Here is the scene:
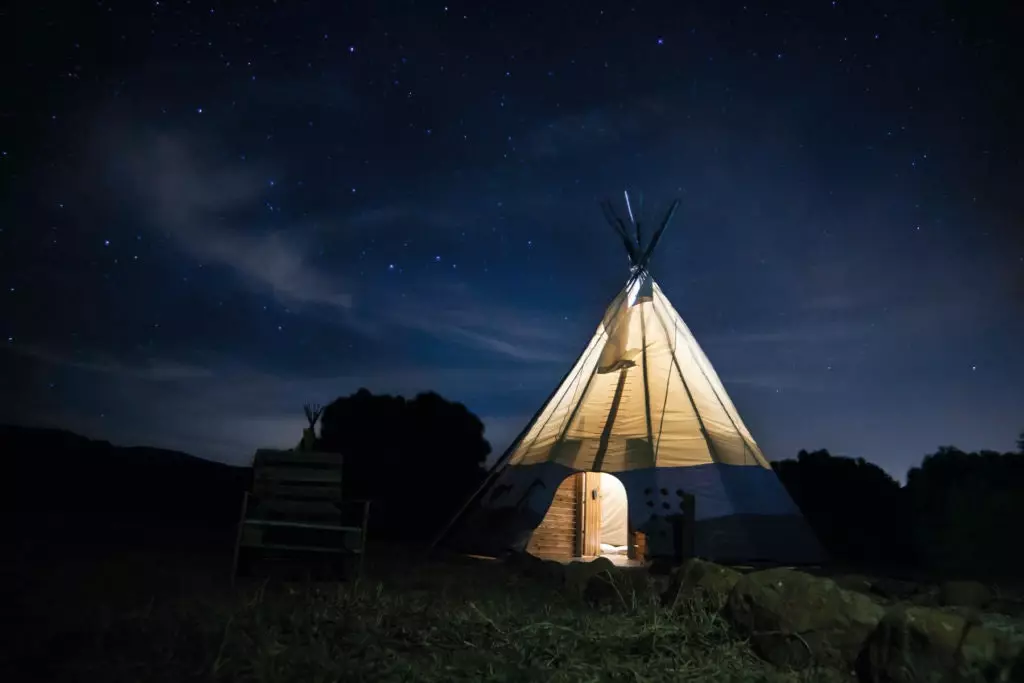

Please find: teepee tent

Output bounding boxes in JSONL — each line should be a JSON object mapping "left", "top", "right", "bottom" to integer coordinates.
{"left": 436, "top": 194, "right": 824, "bottom": 565}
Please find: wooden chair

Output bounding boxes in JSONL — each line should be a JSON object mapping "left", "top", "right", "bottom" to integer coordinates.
{"left": 231, "top": 448, "right": 370, "bottom": 585}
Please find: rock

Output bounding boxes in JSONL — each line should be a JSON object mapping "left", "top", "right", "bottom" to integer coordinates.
{"left": 940, "top": 581, "right": 993, "bottom": 610}
{"left": 663, "top": 559, "right": 742, "bottom": 610}
{"left": 647, "top": 558, "right": 678, "bottom": 576}
{"left": 503, "top": 552, "right": 564, "bottom": 583}
{"left": 834, "top": 574, "right": 877, "bottom": 597}
{"left": 857, "top": 606, "right": 1024, "bottom": 683}
{"left": 563, "top": 557, "right": 616, "bottom": 596}
{"left": 871, "top": 578, "right": 925, "bottom": 602}
{"left": 725, "top": 567, "right": 885, "bottom": 670}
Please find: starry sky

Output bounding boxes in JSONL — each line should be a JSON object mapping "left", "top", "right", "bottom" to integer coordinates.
{"left": 3, "top": 1, "right": 1022, "bottom": 480}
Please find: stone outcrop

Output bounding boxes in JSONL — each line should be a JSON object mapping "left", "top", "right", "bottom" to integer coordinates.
{"left": 725, "top": 567, "right": 885, "bottom": 670}
{"left": 939, "top": 580, "right": 994, "bottom": 610}
{"left": 857, "top": 606, "right": 1024, "bottom": 682}
{"left": 507, "top": 554, "right": 1024, "bottom": 681}
{"left": 663, "top": 558, "right": 742, "bottom": 610}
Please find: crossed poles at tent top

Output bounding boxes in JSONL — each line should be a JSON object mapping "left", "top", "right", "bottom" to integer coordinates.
{"left": 600, "top": 191, "right": 680, "bottom": 292}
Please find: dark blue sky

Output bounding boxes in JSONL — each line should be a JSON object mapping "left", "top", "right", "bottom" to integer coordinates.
{"left": 3, "top": 1, "right": 1021, "bottom": 479}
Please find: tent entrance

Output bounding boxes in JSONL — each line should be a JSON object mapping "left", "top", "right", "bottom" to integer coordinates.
{"left": 526, "top": 472, "right": 637, "bottom": 563}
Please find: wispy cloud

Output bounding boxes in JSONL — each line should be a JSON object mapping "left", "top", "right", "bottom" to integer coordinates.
{"left": 90, "top": 125, "right": 593, "bottom": 362}
{"left": 384, "top": 281, "right": 580, "bottom": 363}
{"left": 7, "top": 343, "right": 217, "bottom": 382}
{"left": 3, "top": 343, "right": 560, "bottom": 464}
{"left": 98, "top": 127, "right": 355, "bottom": 310}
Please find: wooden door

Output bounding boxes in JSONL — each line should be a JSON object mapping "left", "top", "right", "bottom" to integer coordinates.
{"left": 580, "top": 472, "right": 602, "bottom": 556}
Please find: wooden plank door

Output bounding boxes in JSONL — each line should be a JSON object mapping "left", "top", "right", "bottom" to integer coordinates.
{"left": 580, "top": 472, "right": 602, "bottom": 556}
{"left": 526, "top": 474, "right": 582, "bottom": 560}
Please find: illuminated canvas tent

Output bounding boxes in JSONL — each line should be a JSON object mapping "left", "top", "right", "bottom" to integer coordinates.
{"left": 435, "top": 194, "right": 824, "bottom": 565}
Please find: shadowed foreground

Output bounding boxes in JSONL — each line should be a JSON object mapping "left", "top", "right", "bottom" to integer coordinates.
{"left": 7, "top": 543, "right": 861, "bottom": 683}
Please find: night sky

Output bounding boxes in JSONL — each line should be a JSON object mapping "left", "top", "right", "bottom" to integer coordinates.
{"left": 3, "top": 1, "right": 1022, "bottom": 479}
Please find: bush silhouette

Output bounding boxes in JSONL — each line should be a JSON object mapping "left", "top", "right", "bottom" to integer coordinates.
{"left": 773, "top": 438, "right": 1024, "bottom": 578}
{"left": 772, "top": 449, "right": 912, "bottom": 568}
{"left": 317, "top": 388, "right": 490, "bottom": 542}
{"left": 904, "top": 445, "right": 1024, "bottom": 576}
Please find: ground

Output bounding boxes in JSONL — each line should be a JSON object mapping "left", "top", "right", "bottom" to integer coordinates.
{"left": 6, "top": 540, "right": 860, "bottom": 683}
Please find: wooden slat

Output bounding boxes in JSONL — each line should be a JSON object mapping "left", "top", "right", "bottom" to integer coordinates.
{"left": 582, "top": 472, "right": 602, "bottom": 556}
{"left": 529, "top": 539, "right": 575, "bottom": 549}
{"left": 254, "top": 466, "right": 342, "bottom": 484}
{"left": 634, "top": 531, "right": 648, "bottom": 562}
{"left": 254, "top": 449, "right": 344, "bottom": 467}
{"left": 530, "top": 538, "right": 575, "bottom": 547}
{"left": 252, "top": 483, "right": 343, "bottom": 500}
{"left": 243, "top": 519, "right": 363, "bottom": 532}
{"left": 530, "top": 543, "right": 575, "bottom": 552}
{"left": 536, "top": 508, "right": 577, "bottom": 518}
{"left": 250, "top": 498, "right": 340, "bottom": 516}
{"left": 242, "top": 542, "right": 362, "bottom": 554}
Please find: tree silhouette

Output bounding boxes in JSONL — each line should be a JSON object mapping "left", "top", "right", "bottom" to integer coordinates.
{"left": 772, "top": 449, "right": 912, "bottom": 568}
{"left": 1017, "top": 430, "right": 1024, "bottom": 453}
{"left": 317, "top": 388, "right": 490, "bottom": 541}
{"left": 904, "top": 445, "right": 1024, "bottom": 576}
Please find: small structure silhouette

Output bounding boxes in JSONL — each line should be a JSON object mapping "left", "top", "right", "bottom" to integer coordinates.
{"left": 298, "top": 403, "right": 323, "bottom": 451}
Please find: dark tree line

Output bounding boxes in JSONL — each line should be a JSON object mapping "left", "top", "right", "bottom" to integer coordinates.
{"left": 312, "top": 388, "right": 1023, "bottom": 576}
{"left": 773, "top": 433, "right": 1024, "bottom": 577}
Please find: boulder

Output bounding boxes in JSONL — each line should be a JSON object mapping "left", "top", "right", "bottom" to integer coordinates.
{"left": 857, "top": 606, "right": 1024, "bottom": 682}
{"left": 563, "top": 557, "right": 616, "bottom": 597}
{"left": 940, "top": 581, "right": 993, "bottom": 610}
{"left": 503, "top": 551, "right": 564, "bottom": 584}
{"left": 663, "top": 559, "right": 743, "bottom": 610}
{"left": 725, "top": 567, "right": 885, "bottom": 670}
{"left": 871, "top": 578, "right": 927, "bottom": 602}
{"left": 833, "top": 574, "right": 877, "bottom": 597}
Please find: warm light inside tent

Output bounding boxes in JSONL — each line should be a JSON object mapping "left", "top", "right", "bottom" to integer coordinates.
{"left": 598, "top": 472, "right": 628, "bottom": 552}
{"left": 524, "top": 471, "right": 632, "bottom": 561}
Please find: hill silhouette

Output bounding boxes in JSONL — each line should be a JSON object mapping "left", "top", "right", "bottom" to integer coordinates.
{"left": 3, "top": 425, "right": 249, "bottom": 549}
{"left": 5, "top": 415, "right": 1022, "bottom": 578}
{"left": 3, "top": 388, "right": 492, "bottom": 551}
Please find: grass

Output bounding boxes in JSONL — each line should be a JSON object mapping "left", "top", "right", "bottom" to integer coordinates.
{"left": 5, "top": 544, "right": 857, "bottom": 682}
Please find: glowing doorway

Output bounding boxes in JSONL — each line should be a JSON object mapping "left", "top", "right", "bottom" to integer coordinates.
{"left": 597, "top": 472, "right": 628, "bottom": 556}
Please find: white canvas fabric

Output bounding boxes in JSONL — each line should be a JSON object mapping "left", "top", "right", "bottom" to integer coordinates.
{"left": 508, "top": 275, "right": 767, "bottom": 471}
{"left": 598, "top": 472, "right": 628, "bottom": 547}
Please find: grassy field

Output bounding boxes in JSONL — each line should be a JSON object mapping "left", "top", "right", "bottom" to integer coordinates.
{"left": 5, "top": 542, "right": 856, "bottom": 683}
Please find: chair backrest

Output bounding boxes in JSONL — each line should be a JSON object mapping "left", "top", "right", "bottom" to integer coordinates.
{"left": 250, "top": 449, "right": 344, "bottom": 520}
